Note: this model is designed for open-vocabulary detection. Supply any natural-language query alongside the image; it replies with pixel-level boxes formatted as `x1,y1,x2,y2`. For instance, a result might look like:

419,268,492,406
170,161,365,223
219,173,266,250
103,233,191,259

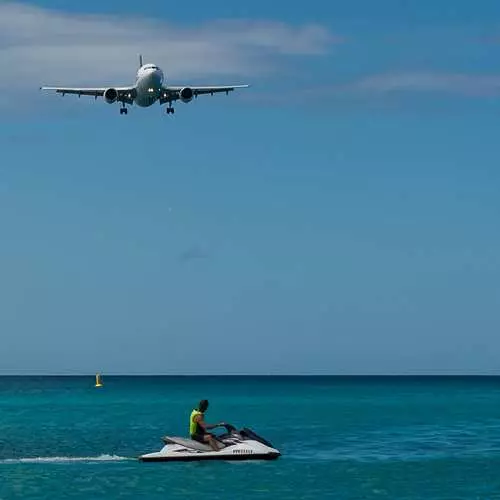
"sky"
0,0,499,375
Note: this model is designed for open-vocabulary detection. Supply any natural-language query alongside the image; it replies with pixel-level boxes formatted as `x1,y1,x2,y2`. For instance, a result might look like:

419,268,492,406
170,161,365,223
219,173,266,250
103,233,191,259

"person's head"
198,399,209,412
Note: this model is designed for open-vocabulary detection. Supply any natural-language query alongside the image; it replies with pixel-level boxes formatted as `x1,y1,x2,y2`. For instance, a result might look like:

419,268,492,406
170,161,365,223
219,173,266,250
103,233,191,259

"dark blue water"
1,376,500,499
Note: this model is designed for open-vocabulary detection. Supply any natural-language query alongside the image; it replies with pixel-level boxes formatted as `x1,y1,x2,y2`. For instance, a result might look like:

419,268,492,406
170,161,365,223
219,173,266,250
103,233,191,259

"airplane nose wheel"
120,107,128,115
166,106,175,115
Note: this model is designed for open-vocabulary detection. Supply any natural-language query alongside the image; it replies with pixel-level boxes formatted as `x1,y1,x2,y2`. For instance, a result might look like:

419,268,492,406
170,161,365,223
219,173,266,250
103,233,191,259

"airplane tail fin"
139,54,143,67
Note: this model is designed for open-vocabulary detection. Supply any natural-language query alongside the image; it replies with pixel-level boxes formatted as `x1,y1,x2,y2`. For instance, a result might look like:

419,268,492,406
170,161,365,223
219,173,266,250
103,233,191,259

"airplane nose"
155,70,164,84
149,70,161,85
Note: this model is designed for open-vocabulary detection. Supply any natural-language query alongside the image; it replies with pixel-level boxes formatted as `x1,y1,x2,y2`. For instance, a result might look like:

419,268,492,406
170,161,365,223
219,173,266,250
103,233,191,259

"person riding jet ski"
190,399,226,451
138,403,281,461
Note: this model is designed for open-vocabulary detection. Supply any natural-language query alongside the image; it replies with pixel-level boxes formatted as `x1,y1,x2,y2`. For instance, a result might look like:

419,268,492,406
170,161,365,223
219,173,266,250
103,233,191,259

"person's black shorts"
191,432,212,443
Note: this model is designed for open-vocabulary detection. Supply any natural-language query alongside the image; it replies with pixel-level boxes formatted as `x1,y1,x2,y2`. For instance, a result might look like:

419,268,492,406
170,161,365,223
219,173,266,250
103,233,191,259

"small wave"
0,454,132,464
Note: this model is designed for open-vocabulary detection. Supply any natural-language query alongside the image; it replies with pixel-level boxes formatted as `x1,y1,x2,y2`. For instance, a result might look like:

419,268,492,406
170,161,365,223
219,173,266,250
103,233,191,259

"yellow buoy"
95,373,103,388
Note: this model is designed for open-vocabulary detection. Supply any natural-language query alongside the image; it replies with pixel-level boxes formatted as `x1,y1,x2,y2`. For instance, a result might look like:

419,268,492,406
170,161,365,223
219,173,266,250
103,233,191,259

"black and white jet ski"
138,424,281,462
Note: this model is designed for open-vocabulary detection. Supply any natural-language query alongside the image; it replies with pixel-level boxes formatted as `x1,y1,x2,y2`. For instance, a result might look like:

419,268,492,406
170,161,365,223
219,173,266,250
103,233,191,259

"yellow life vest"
190,409,203,435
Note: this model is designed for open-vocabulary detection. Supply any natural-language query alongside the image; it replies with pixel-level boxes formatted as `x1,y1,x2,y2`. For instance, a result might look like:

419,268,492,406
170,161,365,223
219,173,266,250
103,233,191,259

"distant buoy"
95,373,103,388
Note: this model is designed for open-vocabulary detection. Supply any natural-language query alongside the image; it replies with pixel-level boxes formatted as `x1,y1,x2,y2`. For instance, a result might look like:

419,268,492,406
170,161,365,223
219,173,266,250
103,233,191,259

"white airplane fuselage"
134,64,165,107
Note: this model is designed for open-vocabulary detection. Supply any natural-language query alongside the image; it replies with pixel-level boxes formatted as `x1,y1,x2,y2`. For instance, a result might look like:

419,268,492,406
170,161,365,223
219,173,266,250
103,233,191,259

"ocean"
0,376,499,499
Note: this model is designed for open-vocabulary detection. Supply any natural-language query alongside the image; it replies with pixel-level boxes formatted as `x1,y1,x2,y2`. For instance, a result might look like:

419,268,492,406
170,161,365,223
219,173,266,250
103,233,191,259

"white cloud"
235,70,500,108
348,71,500,97
0,2,335,108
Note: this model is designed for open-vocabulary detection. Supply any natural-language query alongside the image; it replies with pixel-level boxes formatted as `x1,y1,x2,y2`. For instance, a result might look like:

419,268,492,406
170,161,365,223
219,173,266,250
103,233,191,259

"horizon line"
0,373,499,377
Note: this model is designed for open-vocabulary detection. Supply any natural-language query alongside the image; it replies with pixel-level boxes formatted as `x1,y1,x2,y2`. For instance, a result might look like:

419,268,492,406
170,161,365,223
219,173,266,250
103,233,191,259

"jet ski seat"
161,436,225,452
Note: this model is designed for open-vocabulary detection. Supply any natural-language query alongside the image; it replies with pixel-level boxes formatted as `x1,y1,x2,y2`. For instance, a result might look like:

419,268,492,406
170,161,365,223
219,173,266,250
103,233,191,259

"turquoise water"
1,376,500,499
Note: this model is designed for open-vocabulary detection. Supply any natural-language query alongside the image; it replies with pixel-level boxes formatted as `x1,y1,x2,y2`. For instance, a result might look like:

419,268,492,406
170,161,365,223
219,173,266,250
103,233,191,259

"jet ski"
138,423,281,462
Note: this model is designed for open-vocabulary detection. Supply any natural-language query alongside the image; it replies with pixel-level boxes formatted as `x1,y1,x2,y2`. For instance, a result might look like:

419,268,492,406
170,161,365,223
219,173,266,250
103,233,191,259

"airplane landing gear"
120,106,128,115
166,106,175,115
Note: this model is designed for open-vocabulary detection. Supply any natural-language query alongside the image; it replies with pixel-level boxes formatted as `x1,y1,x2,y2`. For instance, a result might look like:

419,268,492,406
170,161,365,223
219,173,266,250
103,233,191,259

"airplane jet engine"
179,87,194,103
104,88,118,104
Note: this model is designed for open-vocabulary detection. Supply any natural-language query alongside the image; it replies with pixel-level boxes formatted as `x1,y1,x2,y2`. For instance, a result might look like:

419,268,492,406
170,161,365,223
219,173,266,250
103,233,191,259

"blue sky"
0,1,499,374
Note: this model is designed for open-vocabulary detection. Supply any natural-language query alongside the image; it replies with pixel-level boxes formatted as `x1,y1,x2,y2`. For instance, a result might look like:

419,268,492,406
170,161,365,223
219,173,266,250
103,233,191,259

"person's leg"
203,433,220,451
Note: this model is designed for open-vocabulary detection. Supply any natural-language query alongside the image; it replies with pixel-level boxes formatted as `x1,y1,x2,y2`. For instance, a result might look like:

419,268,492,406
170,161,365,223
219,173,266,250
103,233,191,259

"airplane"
40,55,249,115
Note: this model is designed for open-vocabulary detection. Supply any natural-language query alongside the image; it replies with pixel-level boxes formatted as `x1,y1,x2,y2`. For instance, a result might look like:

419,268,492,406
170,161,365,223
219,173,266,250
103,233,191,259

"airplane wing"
39,86,136,104
160,85,249,103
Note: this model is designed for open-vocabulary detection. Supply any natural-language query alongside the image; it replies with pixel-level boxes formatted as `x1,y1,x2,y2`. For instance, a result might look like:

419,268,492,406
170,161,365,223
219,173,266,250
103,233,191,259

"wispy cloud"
345,71,500,97
178,245,210,263
0,2,336,108
245,71,500,106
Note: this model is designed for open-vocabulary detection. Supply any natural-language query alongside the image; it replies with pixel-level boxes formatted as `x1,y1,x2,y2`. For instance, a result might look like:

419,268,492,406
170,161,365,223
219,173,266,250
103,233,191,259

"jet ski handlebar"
219,422,237,433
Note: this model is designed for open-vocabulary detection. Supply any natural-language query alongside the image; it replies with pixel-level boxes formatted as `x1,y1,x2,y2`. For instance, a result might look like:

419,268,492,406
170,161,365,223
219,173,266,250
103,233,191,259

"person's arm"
195,414,224,430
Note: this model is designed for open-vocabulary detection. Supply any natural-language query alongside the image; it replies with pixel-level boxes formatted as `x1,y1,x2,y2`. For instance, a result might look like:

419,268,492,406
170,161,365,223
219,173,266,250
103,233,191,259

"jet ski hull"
139,431,281,462
139,451,280,462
